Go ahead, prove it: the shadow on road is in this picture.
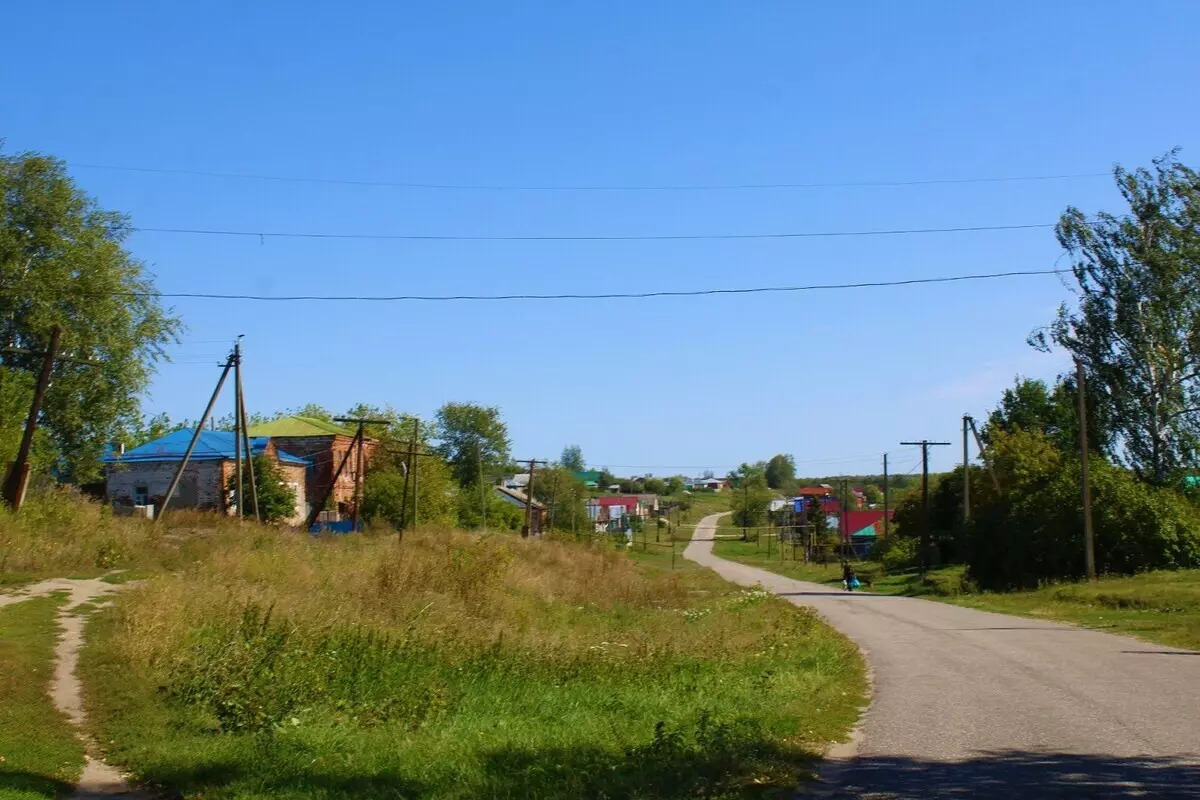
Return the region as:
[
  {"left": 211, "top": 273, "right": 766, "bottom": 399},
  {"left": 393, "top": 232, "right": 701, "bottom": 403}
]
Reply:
[{"left": 825, "top": 750, "right": 1200, "bottom": 799}]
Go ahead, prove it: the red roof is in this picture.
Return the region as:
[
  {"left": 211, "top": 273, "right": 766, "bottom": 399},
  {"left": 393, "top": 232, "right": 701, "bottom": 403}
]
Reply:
[
  {"left": 797, "top": 487, "right": 832, "bottom": 496},
  {"left": 592, "top": 495, "right": 640, "bottom": 507}
]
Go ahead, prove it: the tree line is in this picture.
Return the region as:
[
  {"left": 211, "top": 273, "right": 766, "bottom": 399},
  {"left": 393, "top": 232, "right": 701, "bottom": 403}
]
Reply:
[{"left": 886, "top": 152, "right": 1200, "bottom": 589}]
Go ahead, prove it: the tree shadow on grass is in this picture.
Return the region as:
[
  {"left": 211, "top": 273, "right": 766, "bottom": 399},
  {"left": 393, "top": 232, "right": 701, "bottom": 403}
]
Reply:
[
  {"left": 471, "top": 736, "right": 812, "bottom": 799},
  {"left": 134, "top": 759, "right": 426, "bottom": 799},
  {"left": 824, "top": 750, "right": 1200, "bottom": 799},
  {"left": 0, "top": 769, "right": 76, "bottom": 798}
]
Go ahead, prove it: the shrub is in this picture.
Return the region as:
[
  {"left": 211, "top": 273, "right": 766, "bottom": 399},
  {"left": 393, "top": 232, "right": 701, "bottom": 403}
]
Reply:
[
  {"left": 872, "top": 535, "right": 919, "bottom": 573},
  {"left": 966, "top": 456, "right": 1200, "bottom": 590}
]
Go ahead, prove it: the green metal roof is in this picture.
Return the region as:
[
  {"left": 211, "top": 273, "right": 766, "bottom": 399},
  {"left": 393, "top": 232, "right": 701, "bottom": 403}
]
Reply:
[{"left": 246, "top": 416, "right": 352, "bottom": 437}]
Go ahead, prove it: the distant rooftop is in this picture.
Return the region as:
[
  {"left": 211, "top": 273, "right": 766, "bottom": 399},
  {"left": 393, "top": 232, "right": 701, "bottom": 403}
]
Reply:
[
  {"left": 105, "top": 429, "right": 308, "bottom": 466},
  {"left": 246, "top": 416, "right": 354, "bottom": 437}
]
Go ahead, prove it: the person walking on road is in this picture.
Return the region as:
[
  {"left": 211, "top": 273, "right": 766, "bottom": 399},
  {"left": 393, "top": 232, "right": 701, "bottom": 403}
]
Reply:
[{"left": 842, "top": 561, "right": 858, "bottom": 592}]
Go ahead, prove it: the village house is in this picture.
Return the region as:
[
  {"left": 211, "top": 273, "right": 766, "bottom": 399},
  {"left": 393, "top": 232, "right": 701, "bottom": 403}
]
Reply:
[
  {"left": 246, "top": 416, "right": 378, "bottom": 518},
  {"left": 587, "top": 495, "right": 646, "bottom": 530},
  {"left": 493, "top": 485, "right": 548, "bottom": 535},
  {"left": 685, "top": 476, "right": 729, "bottom": 491},
  {"left": 104, "top": 429, "right": 308, "bottom": 523}
]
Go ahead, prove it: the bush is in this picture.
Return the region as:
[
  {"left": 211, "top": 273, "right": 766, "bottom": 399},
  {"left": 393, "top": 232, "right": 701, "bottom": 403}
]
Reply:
[
  {"left": 872, "top": 535, "right": 919, "bottom": 573},
  {"left": 966, "top": 456, "right": 1200, "bottom": 590}
]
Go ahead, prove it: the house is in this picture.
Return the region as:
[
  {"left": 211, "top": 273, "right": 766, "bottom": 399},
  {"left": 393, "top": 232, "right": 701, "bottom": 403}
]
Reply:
[
  {"left": 635, "top": 493, "right": 660, "bottom": 515},
  {"left": 574, "top": 470, "right": 602, "bottom": 489},
  {"left": 246, "top": 416, "right": 377, "bottom": 517},
  {"left": 685, "top": 477, "right": 729, "bottom": 492},
  {"left": 503, "top": 473, "right": 531, "bottom": 490},
  {"left": 796, "top": 486, "right": 834, "bottom": 498},
  {"left": 104, "top": 429, "right": 308, "bottom": 524},
  {"left": 587, "top": 495, "right": 642, "bottom": 529},
  {"left": 493, "top": 485, "right": 548, "bottom": 535}
]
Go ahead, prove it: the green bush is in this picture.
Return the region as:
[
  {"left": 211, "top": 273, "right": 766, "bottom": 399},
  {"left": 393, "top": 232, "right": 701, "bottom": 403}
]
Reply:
[
  {"left": 966, "top": 457, "right": 1200, "bottom": 590},
  {"left": 872, "top": 535, "right": 919, "bottom": 573}
]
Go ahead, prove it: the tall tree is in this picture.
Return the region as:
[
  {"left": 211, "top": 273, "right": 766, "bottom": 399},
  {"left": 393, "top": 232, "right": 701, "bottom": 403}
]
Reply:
[
  {"left": 764, "top": 454, "right": 796, "bottom": 490},
  {"left": 559, "top": 444, "right": 585, "bottom": 473},
  {"left": 1034, "top": 152, "right": 1200, "bottom": 484},
  {"left": 0, "top": 151, "right": 181, "bottom": 479},
  {"left": 984, "top": 377, "right": 1107, "bottom": 455},
  {"left": 433, "top": 402, "right": 511, "bottom": 488}
]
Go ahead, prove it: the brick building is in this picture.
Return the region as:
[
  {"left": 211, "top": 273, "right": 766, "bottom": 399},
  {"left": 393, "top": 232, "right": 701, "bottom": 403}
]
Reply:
[
  {"left": 246, "top": 417, "right": 378, "bottom": 516},
  {"left": 104, "top": 429, "right": 308, "bottom": 523}
]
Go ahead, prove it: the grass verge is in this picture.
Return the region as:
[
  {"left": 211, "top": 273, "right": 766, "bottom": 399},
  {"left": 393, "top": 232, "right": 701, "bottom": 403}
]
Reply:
[
  {"left": 713, "top": 538, "right": 1200, "bottom": 650},
  {"left": 79, "top": 525, "right": 866, "bottom": 799},
  {"left": 0, "top": 593, "right": 83, "bottom": 798}
]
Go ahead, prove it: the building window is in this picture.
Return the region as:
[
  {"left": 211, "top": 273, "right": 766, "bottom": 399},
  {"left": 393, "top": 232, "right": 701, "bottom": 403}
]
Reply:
[{"left": 134, "top": 485, "right": 149, "bottom": 505}]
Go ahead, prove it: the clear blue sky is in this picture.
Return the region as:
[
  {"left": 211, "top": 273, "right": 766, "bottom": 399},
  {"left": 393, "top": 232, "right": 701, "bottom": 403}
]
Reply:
[{"left": 4, "top": 1, "right": 1199, "bottom": 476}]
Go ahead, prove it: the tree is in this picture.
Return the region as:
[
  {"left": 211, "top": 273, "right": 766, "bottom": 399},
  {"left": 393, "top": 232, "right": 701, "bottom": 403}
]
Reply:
[
  {"left": 863, "top": 485, "right": 884, "bottom": 506},
  {"left": 225, "top": 456, "right": 297, "bottom": 523},
  {"left": 642, "top": 477, "right": 667, "bottom": 495},
  {"left": 665, "top": 476, "right": 685, "bottom": 495},
  {"left": 764, "top": 454, "right": 796, "bottom": 490},
  {"left": 0, "top": 151, "right": 181, "bottom": 480},
  {"left": 362, "top": 453, "right": 458, "bottom": 529},
  {"left": 730, "top": 470, "right": 772, "bottom": 530},
  {"left": 559, "top": 444, "right": 585, "bottom": 473},
  {"left": 433, "top": 403, "right": 511, "bottom": 489},
  {"left": 983, "top": 377, "right": 1106, "bottom": 455},
  {"left": 286, "top": 403, "right": 335, "bottom": 422},
  {"left": 1034, "top": 152, "right": 1200, "bottom": 484},
  {"left": 0, "top": 367, "right": 55, "bottom": 474},
  {"left": 528, "top": 466, "right": 590, "bottom": 533}
]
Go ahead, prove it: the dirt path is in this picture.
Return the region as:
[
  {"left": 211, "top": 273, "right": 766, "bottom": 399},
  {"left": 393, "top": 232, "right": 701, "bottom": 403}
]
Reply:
[
  {"left": 2, "top": 577, "right": 148, "bottom": 798},
  {"left": 685, "top": 513, "right": 1200, "bottom": 799}
]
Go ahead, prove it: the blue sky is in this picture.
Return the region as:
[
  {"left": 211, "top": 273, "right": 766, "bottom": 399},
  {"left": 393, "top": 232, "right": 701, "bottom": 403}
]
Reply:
[{"left": 4, "top": 1, "right": 1199, "bottom": 475}]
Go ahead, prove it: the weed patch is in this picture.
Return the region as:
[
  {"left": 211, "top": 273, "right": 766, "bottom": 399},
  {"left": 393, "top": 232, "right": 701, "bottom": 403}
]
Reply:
[{"left": 78, "top": 522, "right": 864, "bottom": 798}]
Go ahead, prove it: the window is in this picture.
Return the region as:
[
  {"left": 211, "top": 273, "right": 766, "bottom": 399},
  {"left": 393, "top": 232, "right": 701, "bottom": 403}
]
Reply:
[{"left": 133, "top": 485, "right": 149, "bottom": 505}]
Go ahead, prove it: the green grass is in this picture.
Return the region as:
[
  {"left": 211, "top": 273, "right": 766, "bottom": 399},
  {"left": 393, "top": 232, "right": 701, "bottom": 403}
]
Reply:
[
  {"left": 713, "top": 538, "right": 1200, "bottom": 650},
  {"left": 0, "top": 593, "right": 84, "bottom": 799},
  {"left": 77, "top": 526, "right": 866, "bottom": 799}
]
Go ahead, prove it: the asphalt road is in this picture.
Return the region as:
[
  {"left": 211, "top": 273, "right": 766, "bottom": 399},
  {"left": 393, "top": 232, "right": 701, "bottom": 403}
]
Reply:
[{"left": 684, "top": 513, "right": 1200, "bottom": 799}]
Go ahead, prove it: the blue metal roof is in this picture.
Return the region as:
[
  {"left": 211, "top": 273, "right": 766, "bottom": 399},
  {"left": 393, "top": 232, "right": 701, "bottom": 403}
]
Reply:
[{"left": 106, "top": 429, "right": 309, "bottom": 466}]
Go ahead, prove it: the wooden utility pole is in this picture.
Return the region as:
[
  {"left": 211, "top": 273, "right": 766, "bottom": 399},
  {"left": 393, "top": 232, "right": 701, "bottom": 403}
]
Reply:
[
  {"left": 518, "top": 458, "right": 547, "bottom": 537},
  {"left": 1077, "top": 360, "right": 1096, "bottom": 581},
  {"left": 411, "top": 418, "right": 419, "bottom": 529},
  {"left": 962, "top": 414, "right": 971, "bottom": 524},
  {"left": 304, "top": 425, "right": 364, "bottom": 532},
  {"left": 232, "top": 339, "right": 243, "bottom": 520},
  {"left": 477, "top": 438, "right": 488, "bottom": 532},
  {"left": 233, "top": 339, "right": 259, "bottom": 522},
  {"left": 332, "top": 416, "right": 392, "bottom": 533},
  {"left": 966, "top": 416, "right": 1001, "bottom": 492},
  {"left": 158, "top": 354, "right": 235, "bottom": 524},
  {"left": 2, "top": 326, "right": 62, "bottom": 510},
  {"left": 882, "top": 453, "right": 890, "bottom": 538},
  {"left": 900, "top": 439, "right": 951, "bottom": 575}
]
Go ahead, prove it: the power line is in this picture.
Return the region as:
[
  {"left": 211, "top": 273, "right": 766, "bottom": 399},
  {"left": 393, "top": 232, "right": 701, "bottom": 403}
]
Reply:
[
  {"left": 130, "top": 221, "right": 1054, "bottom": 242},
  {"left": 100, "top": 268, "right": 1067, "bottom": 303},
  {"left": 71, "top": 161, "right": 1109, "bottom": 191}
]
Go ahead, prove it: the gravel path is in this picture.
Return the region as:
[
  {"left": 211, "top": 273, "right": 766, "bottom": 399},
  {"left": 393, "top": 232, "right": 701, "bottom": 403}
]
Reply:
[
  {"left": 684, "top": 513, "right": 1200, "bottom": 799},
  {"left": 2, "top": 577, "right": 148, "bottom": 798}
]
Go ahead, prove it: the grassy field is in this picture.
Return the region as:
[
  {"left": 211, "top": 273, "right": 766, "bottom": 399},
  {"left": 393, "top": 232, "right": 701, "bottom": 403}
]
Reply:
[
  {"left": 0, "top": 594, "right": 84, "bottom": 799},
  {"left": 0, "top": 490, "right": 866, "bottom": 799},
  {"left": 713, "top": 538, "right": 1200, "bottom": 651}
]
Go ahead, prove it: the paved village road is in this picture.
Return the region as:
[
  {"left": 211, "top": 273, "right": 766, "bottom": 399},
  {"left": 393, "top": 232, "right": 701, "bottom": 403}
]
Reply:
[{"left": 684, "top": 513, "right": 1200, "bottom": 799}]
